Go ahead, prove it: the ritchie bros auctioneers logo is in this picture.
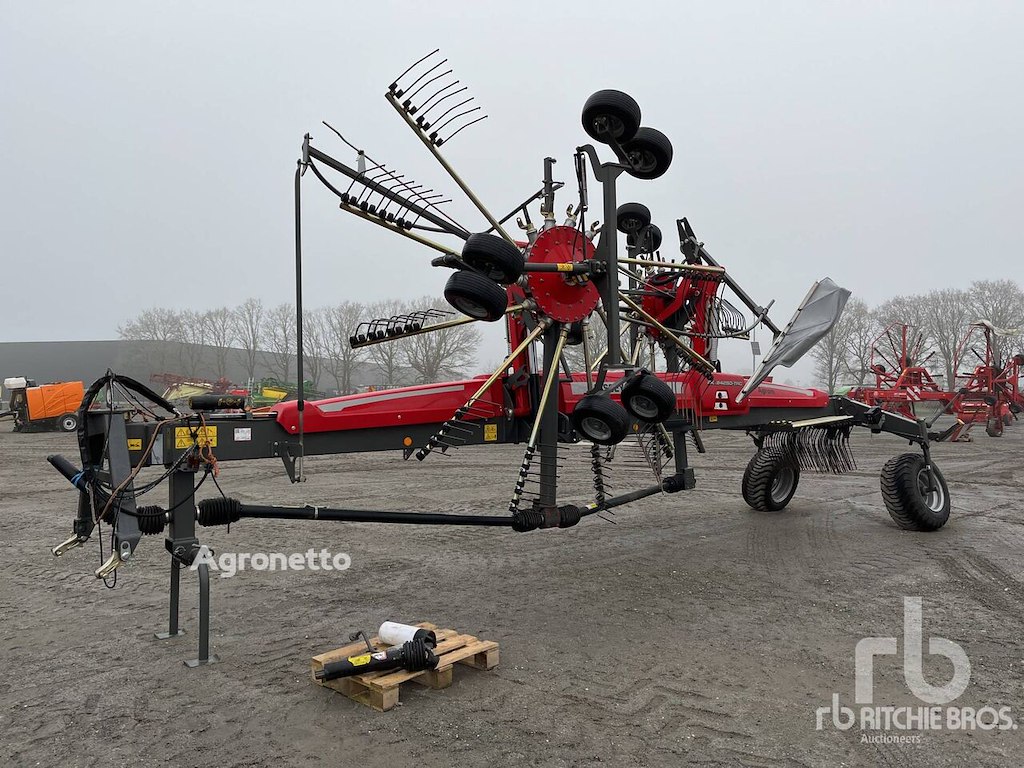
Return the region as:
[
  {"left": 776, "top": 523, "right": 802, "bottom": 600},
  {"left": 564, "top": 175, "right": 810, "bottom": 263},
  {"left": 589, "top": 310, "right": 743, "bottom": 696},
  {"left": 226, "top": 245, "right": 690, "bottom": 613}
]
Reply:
[{"left": 817, "top": 597, "right": 1016, "bottom": 743}]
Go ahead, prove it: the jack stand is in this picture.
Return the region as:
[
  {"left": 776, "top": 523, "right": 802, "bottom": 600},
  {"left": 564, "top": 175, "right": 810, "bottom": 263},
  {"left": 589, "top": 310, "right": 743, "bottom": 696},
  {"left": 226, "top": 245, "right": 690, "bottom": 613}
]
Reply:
[
  {"left": 157, "top": 469, "right": 219, "bottom": 666},
  {"left": 184, "top": 562, "right": 219, "bottom": 667},
  {"left": 154, "top": 559, "right": 186, "bottom": 639}
]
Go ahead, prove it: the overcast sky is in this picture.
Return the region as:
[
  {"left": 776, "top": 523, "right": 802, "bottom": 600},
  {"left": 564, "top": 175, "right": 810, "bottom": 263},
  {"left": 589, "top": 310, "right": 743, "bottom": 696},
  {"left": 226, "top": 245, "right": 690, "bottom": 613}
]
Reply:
[{"left": 2, "top": 1, "right": 1022, "bottom": 383}]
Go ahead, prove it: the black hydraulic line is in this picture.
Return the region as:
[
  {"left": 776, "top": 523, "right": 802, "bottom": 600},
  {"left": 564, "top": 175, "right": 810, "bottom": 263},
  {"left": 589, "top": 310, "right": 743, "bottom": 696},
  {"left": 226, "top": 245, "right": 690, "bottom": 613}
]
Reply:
[
  {"left": 237, "top": 503, "right": 515, "bottom": 527},
  {"left": 306, "top": 146, "right": 469, "bottom": 237}
]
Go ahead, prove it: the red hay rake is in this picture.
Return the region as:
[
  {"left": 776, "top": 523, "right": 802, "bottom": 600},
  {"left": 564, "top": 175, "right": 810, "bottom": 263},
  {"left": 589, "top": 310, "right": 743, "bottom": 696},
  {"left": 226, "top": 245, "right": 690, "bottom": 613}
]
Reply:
[{"left": 45, "top": 51, "right": 964, "bottom": 665}]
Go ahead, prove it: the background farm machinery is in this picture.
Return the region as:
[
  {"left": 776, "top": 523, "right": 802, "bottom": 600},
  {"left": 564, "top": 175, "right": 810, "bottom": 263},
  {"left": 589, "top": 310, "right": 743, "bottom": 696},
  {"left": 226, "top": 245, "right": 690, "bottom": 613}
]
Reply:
[
  {"left": 47, "top": 55, "right": 959, "bottom": 664},
  {"left": 950, "top": 321, "right": 1024, "bottom": 438},
  {"left": 845, "top": 321, "right": 1024, "bottom": 441}
]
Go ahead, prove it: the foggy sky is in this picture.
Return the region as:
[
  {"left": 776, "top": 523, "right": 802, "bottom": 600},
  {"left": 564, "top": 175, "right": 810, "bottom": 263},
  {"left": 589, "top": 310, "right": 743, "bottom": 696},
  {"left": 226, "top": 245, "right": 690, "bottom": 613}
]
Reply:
[{"left": 2, "top": 1, "right": 1022, "bottom": 384}]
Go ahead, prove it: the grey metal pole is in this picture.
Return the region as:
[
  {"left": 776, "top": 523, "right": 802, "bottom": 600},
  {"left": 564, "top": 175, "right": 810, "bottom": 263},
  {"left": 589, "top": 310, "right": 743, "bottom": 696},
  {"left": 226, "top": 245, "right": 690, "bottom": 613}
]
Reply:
[
  {"left": 601, "top": 174, "right": 620, "bottom": 365},
  {"left": 294, "top": 161, "right": 305, "bottom": 481}
]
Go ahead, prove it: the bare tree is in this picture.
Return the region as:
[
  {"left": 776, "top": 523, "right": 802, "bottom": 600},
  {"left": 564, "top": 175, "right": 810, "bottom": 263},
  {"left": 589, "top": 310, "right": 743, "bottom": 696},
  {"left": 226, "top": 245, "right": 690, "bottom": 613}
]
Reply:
[
  {"left": 301, "top": 308, "right": 326, "bottom": 391},
  {"left": 839, "top": 298, "right": 877, "bottom": 385},
  {"left": 118, "top": 307, "right": 183, "bottom": 373},
  {"left": 401, "top": 296, "right": 480, "bottom": 383},
  {"left": 366, "top": 299, "right": 409, "bottom": 388},
  {"left": 262, "top": 302, "right": 296, "bottom": 383},
  {"left": 232, "top": 298, "right": 264, "bottom": 385},
  {"left": 921, "top": 288, "right": 970, "bottom": 389},
  {"left": 812, "top": 320, "right": 850, "bottom": 391},
  {"left": 875, "top": 294, "right": 928, "bottom": 331},
  {"left": 176, "top": 309, "right": 208, "bottom": 378},
  {"left": 321, "top": 301, "right": 367, "bottom": 394},
  {"left": 967, "top": 280, "right": 1024, "bottom": 364},
  {"left": 203, "top": 307, "right": 236, "bottom": 381}
]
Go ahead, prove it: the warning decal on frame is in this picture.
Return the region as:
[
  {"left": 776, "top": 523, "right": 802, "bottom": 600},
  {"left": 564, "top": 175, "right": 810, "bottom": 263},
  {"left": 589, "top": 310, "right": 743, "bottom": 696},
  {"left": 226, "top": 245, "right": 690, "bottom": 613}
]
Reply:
[
  {"left": 483, "top": 423, "right": 498, "bottom": 441},
  {"left": 174, "top": 426, "right": 217, "bottom": 449},
  {"left": 127, "top": 439, "right": 143, "bottom": 451},
  {"left": 234, "top": 428, "right": 252, "bottom": 442}
]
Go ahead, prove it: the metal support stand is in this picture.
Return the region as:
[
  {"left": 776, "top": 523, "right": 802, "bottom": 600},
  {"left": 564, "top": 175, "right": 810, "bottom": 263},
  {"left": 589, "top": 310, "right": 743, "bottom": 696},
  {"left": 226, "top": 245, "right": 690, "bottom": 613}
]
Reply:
[
  {"left": 155, "top": 468, "right": 219, "bottom": 665},
  {"left": 154, "top": 559, "right": 185, "bottom": 640},
  {"left": 184, "top": 563, "right": 219, "bottom": 667}
]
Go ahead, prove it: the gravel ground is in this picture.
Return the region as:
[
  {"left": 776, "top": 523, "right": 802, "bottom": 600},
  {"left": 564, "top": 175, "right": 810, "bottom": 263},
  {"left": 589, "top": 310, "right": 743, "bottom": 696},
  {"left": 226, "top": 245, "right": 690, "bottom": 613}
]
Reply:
[{"left": 1, "top": 425, "right": 1022, "bottom": 767}]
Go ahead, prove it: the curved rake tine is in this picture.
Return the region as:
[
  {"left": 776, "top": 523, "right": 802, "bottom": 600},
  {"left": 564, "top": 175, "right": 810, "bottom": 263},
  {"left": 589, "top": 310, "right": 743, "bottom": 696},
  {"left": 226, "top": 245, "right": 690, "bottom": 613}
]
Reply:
[
  {"left": 389, "top": 49, "right": 441, "bottom": 96},
  {"left": 438, "top": 113, "right": 488, "bottom": 146}
]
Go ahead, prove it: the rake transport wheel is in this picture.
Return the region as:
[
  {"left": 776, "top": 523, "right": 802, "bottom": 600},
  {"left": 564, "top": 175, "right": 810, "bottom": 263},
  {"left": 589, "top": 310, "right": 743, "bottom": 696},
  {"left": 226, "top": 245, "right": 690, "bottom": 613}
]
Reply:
[
  {"left": 621, "top": 373, "right": 675, "bottom": 423},
  {"left": 742, "top": 449, "right": 800, "bottom": 512},
  {"left": 616, "top": 202, "right": 651, "bottom": 234},
  {"left": 566, "top": 321, "right": 585, "bottom": 346},
  {"left": 880, "top": 453, "right": 950, "bottom": 531},
  {"left": 621, "top": 127, "right": 673, "bottom": 180},
  {"left": 986, "top": 417, "right": 1003, "bottom": 438},
  {"left": 581, "top": 89, "right": 641, "bottom": 143},
  {"left": 640, "top": 223, "right": 662, "bottom": 254},
  {"left": 571, "top": 394, "right": 631, "bottom": 445},
  {"left": 443, "top": 270, "right": 508, "bottom": 322},
  {"left": 58, "top": 413, "right": 79, "bottom": 432},
  {"left": 461, "top": 233, "right": 525, "bottom": 284}
]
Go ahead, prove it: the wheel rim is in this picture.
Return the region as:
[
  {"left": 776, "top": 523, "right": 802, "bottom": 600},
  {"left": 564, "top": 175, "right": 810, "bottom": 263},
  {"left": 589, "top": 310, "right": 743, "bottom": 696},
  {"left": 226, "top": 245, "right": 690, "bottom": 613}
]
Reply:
[
  {"left": 771, "top": 467, "right": 795, "bottom": 503},
  {"left": 467, "top": 258, "right": 505, "bottom": 282},
  {"left": 627, "top": 148, "right": 658, "bottom": 174},
  {"left": 453, "top": 296, "right": 488, "bottom": 319},
  {"left": 580, "top": 415, "right": 612, "bottom": 442},
  {"left": 620, "top": 215, "right": 644, "bottom": 233},
  {"left": 916, "top": 468, "right": 945, "bottom": 512},
  {"left": 591, "top": 113, "right": 625, "bottom": 138},
  {"left": 627, "top": 394, "right": 659, "bottom": 420}
]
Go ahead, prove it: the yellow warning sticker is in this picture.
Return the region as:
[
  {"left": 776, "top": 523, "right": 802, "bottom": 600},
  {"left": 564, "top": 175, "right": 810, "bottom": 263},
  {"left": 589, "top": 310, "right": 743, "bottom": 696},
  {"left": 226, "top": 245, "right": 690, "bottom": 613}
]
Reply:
[
  {"left": 556, "top": 262, "right": 574, "bottom": 272},
  {"left": 708, "top": 415, "right": 718, "bottom": 423},
  {"left": 483, "top": 423, "right": 498, "bottom": 442},
  {"left": 174, "top": 426, "right": 217, "bottom": 449},
  {"left": 348, "top": 654, "right": 372, "bottom": 666},
  {"left": 127, "top": 439, "right": 143, "bottom": 451}
]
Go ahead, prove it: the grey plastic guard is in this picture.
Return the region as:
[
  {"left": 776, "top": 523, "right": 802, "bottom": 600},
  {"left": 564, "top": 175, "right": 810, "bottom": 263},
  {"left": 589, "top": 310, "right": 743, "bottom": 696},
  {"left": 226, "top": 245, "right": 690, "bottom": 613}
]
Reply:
[{"left": 736, "top": 278, "right": 852, "bottom": 402}]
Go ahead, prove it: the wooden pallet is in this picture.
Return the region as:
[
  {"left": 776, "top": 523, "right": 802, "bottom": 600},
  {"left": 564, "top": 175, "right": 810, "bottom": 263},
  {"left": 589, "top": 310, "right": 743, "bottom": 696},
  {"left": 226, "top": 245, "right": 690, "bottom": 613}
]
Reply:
[{"left": 311, "top": 622, "right": 499, "bottom": 711}]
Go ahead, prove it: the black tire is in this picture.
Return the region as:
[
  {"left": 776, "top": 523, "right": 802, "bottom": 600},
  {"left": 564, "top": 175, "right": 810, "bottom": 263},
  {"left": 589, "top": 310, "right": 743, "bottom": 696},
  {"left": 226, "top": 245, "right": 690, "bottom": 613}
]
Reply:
[
  {"left": 571, "top": 394, "right": 631, "bottom": 445},
  {"left": 565, "top": 321, "right": 585, "bottom": 346},
  {"left": 58, "top": 413, "right": 78, "bottom": 433},
  {"left": 581, "top": 90, "right": 641, "bottom": 143},
  {"left": 639, "top": 223, "right": 662, "bottom": 254},
  {"left": 616, "top": 202, "right": 651, "bottom": 234},
  {"left": 986, "top": 417, "right": 1003, "bottom": 438},
  {"left": 443, "top": 271, "right": 508, "bottom": 322},
  {"left": 742, "top": 450, "right": 800, "bottom": 512},
  {"left": 1003, "top": 413, "right": 1013, "bottom": 427},
  {"left": 622, "top": 127, "right": 673, "bottom": 180},
  {"left": 461, "top": 233, "right": 524, "bottom": 285},
  {"left": 880, "top": 453, "right": 950, "bottom": 531},
  {"left": 621, "top": 373, "right": 675, "bottom": 423}
]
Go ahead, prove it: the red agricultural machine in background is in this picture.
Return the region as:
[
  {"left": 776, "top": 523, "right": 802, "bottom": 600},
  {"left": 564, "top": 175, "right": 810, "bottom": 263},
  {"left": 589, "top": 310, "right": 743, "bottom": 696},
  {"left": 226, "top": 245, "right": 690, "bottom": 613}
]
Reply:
[
  {"left": 846, "top": 323, "right": 953, "bottom": 422},
  {"left": 950, "top": 321, "right": 1024, "bottom": 438},
  {"left": 47, "top": 52, "right": 963, "bottom": 666}
]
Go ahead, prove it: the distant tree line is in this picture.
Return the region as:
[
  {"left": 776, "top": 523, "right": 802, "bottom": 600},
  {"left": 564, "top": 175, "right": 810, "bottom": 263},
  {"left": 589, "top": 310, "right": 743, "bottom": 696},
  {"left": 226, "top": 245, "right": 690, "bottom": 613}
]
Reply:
[
  {"left": 812, "top": 279, "right": 1024, "bottom": 391},
  {"left": 118, "top": 297, "right": 480, "bottom": 392}
]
